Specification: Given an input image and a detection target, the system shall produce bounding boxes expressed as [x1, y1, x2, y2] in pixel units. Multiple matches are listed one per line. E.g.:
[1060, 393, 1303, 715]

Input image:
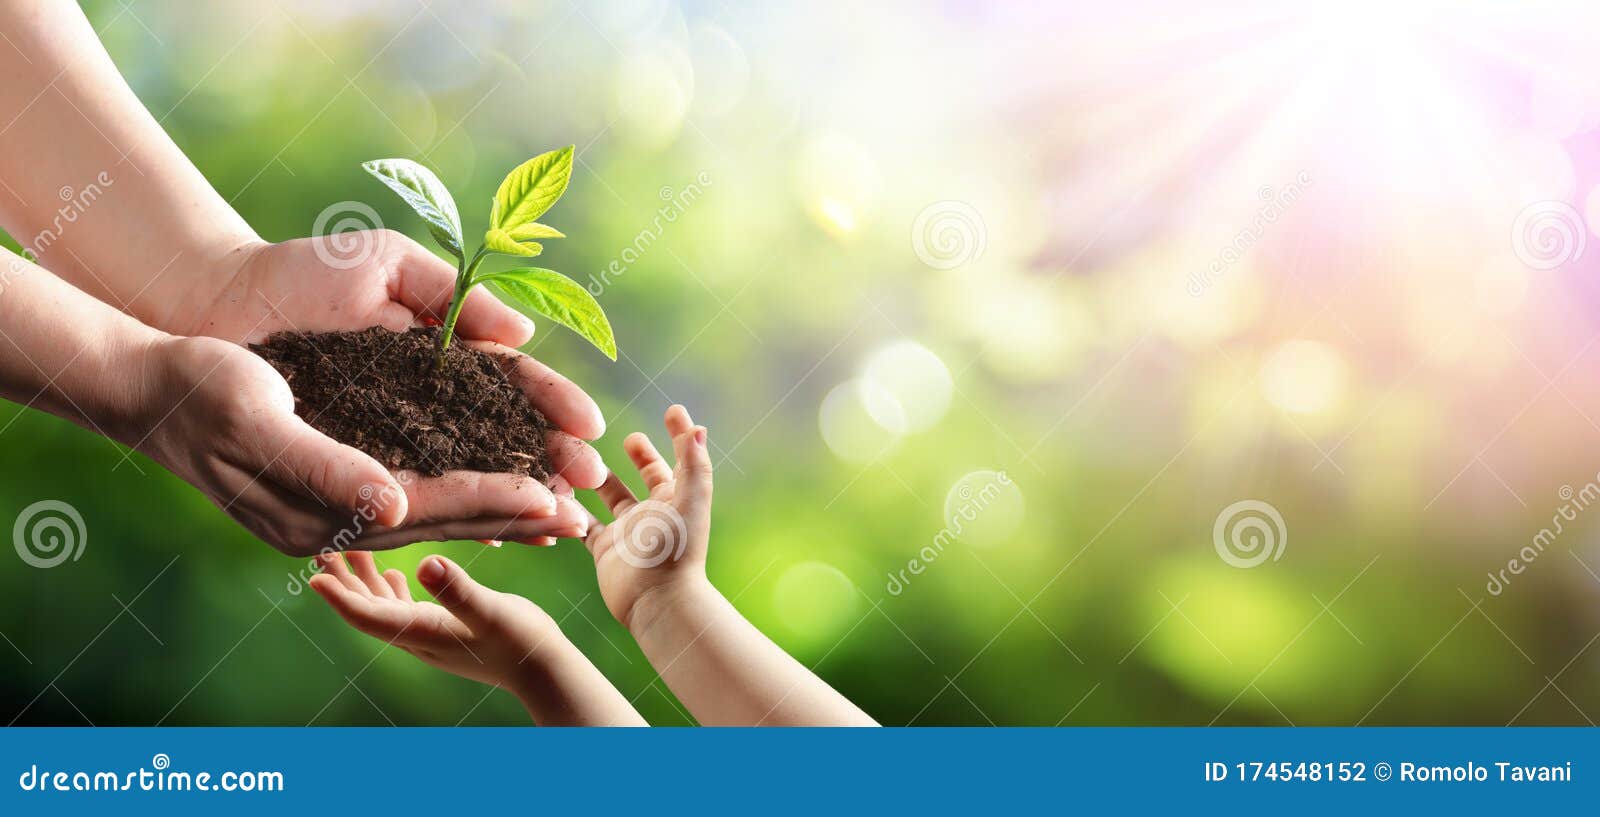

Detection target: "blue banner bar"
[1, 728, 1592, 813]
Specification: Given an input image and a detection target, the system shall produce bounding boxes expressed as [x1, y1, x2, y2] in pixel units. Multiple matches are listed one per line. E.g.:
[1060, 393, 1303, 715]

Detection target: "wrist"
[624, 576, 718, 639]
[503, 629, 583, 706]
[151, 235, 269, 337]
[80, 320, 176, 446]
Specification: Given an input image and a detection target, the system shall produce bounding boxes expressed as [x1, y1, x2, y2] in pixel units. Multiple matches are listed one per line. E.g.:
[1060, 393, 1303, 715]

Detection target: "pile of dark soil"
[251, 327, 551, 481]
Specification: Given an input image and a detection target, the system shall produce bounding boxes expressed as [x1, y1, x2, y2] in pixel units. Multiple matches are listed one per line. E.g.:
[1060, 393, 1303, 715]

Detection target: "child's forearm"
[510, 641, 648, 727]
[628, 580, 877, 726]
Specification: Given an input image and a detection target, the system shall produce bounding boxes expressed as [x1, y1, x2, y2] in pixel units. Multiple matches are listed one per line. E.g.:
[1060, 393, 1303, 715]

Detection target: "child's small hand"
[585, 404, 712, 629]
[308, 551, 560, 690]
[309, 551, 648, 725]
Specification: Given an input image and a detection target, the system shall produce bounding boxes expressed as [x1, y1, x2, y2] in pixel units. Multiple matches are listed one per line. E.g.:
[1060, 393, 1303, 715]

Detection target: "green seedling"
[362, 146, 616, 368]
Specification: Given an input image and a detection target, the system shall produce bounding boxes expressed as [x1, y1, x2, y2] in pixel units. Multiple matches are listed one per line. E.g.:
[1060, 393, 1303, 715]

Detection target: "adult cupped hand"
[132, 230, 607, 555]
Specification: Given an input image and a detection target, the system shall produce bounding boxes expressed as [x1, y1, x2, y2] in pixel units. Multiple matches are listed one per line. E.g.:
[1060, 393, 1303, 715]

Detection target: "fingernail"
[694, 427, 706, 446]
[487, 540, 503, 548]
[418, 556, 446, 583]
[517, 316, 536, 337]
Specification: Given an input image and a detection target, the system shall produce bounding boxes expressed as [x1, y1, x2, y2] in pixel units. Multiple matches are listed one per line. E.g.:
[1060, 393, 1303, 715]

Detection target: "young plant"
[361, 147, 616, 368]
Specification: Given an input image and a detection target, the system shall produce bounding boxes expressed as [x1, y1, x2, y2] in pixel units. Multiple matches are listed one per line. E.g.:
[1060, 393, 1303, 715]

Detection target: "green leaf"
[483, 228, 542, 257]
[507, 222, 565, 240]
[478, 268, 616, 360]
[491, 146, 574, 232]
[361, 158, 464, 260]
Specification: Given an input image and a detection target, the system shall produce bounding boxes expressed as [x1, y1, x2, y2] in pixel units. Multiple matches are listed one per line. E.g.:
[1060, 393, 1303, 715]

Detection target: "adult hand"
[179, 232, 531, 347]
[0, 2, 603, 553]
[133, 333, 593, 555]
[189, 232, 603, 488]
[170, 233, 607, 543]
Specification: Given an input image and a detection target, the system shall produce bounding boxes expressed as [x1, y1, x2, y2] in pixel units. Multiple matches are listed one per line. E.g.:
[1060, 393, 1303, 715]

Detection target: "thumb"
[417, 555, 502, 630]
[671, 424, 713, 507]
[257, 413, 408, 527]
[392, 241, 535, 346]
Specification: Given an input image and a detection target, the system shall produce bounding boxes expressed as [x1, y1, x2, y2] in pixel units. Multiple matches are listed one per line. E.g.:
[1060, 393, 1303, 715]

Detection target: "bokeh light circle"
[773, 561, 857, 641]
[689, 23, 749, 116]
[819, 380, 901, 463]
[1259, 340, 1347, 416]
[943, 470, 1025, 548]
[614, 40, 693, 149]
[860, 340, 952, 433]
[794, 133, 881, 239]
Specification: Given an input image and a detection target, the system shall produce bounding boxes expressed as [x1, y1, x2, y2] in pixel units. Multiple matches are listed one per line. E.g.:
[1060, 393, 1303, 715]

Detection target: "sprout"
[361, 147, 616, 369]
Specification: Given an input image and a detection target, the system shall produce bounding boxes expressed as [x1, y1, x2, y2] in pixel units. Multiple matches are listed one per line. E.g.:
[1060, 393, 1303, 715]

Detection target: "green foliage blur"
[3, 1, 1598, 727]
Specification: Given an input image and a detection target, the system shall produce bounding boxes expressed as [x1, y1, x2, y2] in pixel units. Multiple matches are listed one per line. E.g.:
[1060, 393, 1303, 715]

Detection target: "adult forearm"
[628, 580, 877, 727]
[0, 0, 259, 332]
[0, 248, 168, 444]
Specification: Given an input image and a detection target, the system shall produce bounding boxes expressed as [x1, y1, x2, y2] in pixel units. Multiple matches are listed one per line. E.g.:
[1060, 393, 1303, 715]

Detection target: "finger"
[546, 431, 606, 490]
[390, 240, 534, 346]
[664, 404, 694, 437]
[346, 551, 393, 598]
[416, 555, 503, 631]
[549, 473, 574, 496]
[548, 473, 585, 522]
[551, 493, 591, 538]
[454, 287, 537, 346]
[671, 423, 714, 506]
[308, 574, 459, 648]
[350, 511, 592, 551]
[596, 472, 638, 516]
[625, 432, 673, 492]
[377, 301, 417, 334]
[383, 569, 413, 601]
[465, 341, 605, 440]
[253, 414, 408, 527]
[314, 552, 368, 595]
[308, 574, 393, 634]
[400, 471, 557, 523]
[510, 474, 581, 546]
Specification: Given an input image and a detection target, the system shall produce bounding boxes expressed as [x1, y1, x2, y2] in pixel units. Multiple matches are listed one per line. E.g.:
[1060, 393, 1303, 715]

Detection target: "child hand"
[308, 551, 560, 690]
[584, 405, 713, 629]
[309, 551, 648, 725]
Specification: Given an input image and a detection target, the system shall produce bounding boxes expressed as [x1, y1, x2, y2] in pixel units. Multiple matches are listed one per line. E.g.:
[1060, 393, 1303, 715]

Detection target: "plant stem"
[436, 247, 488, 370]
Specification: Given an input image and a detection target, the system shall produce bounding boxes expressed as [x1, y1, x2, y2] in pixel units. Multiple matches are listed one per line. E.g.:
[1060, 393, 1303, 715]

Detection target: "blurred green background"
[5, 0, 1600, 726]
